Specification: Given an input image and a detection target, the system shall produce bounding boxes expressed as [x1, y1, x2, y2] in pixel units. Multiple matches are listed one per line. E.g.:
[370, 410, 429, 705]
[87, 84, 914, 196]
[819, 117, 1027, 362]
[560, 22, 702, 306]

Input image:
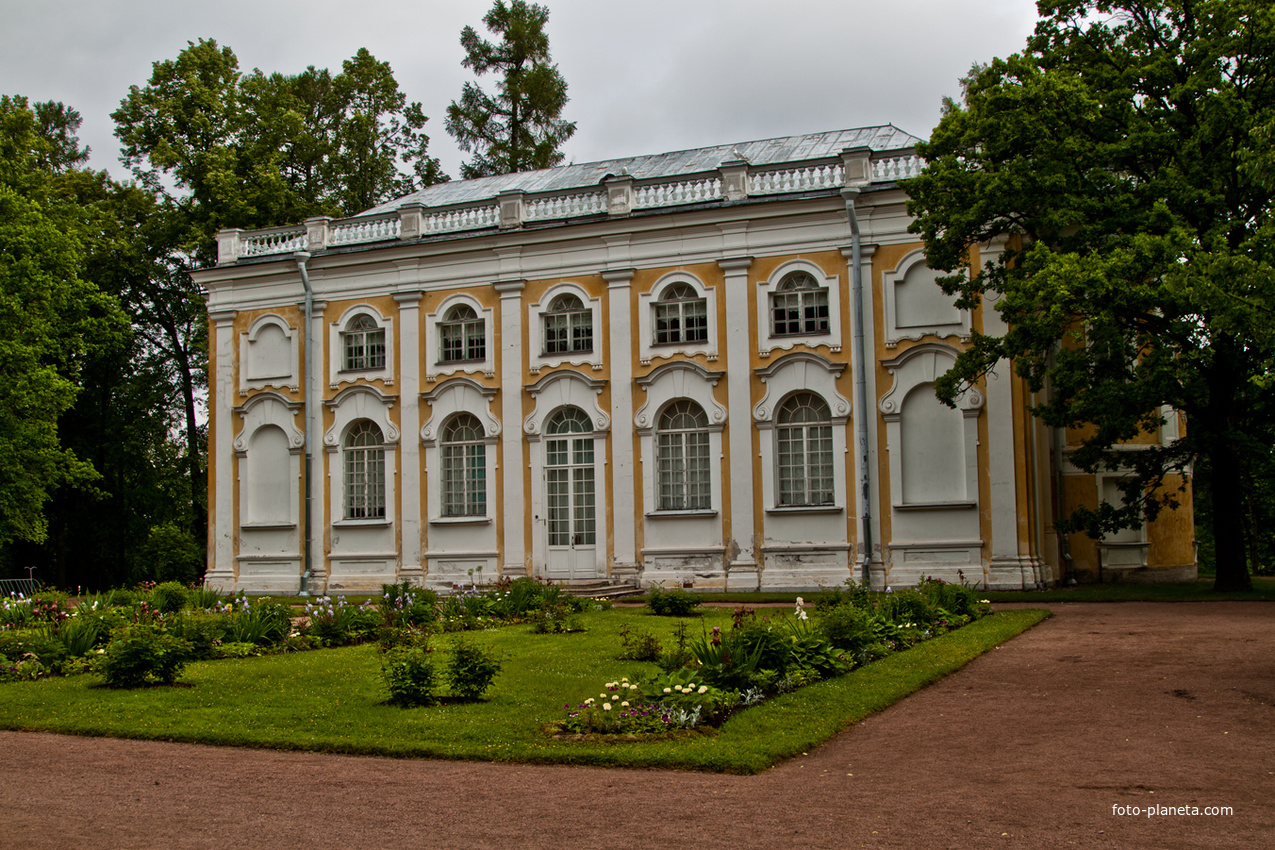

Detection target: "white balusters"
[525, 190, 606, 221]
[632, 176, 722, 209]
[421, 204, 500, 234]
[329, 215, 401, 246]
[872, 154, 923, 181]
[241, 228, 306, 257]
[752, 163, 845, 195]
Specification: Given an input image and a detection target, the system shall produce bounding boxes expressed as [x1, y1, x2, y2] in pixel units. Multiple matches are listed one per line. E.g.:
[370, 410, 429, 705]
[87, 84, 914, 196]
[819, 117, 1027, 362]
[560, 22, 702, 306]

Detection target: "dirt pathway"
[1, 602, 1271, 849]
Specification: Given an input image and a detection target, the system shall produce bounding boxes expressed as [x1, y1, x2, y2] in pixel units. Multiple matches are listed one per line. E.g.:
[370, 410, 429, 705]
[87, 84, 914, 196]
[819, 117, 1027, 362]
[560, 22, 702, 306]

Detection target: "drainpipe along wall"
[842, 188, 875, 587]
[295, 252, 315, 596]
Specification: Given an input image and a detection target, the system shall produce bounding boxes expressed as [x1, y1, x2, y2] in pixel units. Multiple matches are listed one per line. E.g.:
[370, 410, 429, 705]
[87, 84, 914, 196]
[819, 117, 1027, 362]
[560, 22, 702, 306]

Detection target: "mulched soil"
[1, 601, 1271, 849]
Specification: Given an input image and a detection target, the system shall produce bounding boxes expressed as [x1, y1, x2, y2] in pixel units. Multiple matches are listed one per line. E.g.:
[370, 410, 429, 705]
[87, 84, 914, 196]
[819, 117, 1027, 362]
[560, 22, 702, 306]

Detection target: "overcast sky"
[1, 0, 1042, 183]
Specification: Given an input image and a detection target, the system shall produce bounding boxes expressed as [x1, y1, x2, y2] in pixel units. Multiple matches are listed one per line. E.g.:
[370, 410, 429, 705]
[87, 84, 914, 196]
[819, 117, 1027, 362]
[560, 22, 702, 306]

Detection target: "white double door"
[544, 428, 598, 580]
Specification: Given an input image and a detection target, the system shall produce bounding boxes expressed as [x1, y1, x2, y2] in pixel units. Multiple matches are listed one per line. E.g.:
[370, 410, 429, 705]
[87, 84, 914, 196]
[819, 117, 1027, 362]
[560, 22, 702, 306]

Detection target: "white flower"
[796, 597, 804, 606]
[584, 698, 594, 704]
[663, 687, 672, 694]
[621, 701, 629, 708]
[629, 684, 639, 690]
[600, 693, 608, 699]
[697, 685, 708, 694]
[602, 703, 612, 711]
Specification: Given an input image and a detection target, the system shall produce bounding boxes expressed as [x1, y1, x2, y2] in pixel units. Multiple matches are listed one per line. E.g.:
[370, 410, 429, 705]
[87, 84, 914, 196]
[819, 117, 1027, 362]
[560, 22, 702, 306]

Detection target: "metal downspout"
[842, 189, 875, 587]
[295, 253, 315, 597]
[1046, 351, 1076, 586]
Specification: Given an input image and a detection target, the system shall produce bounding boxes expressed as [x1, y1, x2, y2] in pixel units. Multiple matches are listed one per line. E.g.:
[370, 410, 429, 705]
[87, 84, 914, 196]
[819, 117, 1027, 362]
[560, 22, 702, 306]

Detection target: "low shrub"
[816, 603, 877, 655]
[381, 646, 438, 706]
[645, 586, 702, 617]
[446, 638, 502, 700]
[530, 601, 582, 634]
[95, 623, 192, 687]
[617, 624, 662, 661]
[379, 583, 439, 628]
[166, 612, 226, 660]
[303, 596, 379, 646]
[151, 582, 189, 614]
[187, 584, 224, 611]
[223, 595, 293, 646]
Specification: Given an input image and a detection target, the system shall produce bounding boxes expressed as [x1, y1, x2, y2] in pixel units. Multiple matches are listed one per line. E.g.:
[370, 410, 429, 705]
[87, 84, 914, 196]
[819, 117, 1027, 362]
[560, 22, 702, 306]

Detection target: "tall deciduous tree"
[905, 0, 1275, 591]
[446, 0, 576, 178]
[110, 40, 447, 571]
[0, 96, 128, 553]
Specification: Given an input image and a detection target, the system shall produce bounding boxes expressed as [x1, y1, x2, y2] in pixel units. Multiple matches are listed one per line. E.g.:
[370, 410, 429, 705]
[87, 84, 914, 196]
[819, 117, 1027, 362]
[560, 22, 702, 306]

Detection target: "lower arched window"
[441, 413, 486, 517]
[344, 420, 386, 519]
[656, 400, 711, 510]
[776, 393, 834, 506]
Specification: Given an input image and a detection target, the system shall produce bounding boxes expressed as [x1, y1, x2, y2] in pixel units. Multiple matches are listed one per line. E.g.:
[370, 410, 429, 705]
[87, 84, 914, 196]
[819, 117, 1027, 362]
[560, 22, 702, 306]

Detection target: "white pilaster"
[603, 268, 638, 578]
[718, 257, 757, 588]
[980, 237, 1034, 589]
[496, 280, 527, 576]
[395, 292, 423, 585]
[306, 300, 328, 593]
[207, 310, 237, 589]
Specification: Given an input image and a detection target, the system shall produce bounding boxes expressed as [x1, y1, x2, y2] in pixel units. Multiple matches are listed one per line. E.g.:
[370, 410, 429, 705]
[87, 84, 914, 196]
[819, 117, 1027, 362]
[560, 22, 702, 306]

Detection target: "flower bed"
[550, 578, 992, 737]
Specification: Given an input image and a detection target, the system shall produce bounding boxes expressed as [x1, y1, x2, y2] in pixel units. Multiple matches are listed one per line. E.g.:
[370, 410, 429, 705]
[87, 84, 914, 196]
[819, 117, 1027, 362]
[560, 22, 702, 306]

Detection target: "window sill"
[893, 501, 977, 511]
[769, 331, 831, 339]
[644, 509, 717, 519]
[240, 522, 297, 530]
[334, 517, 391, 528]
[437, 358, 486, 366]
[765, 504, 842, 515]
[429, 515, 492, 526]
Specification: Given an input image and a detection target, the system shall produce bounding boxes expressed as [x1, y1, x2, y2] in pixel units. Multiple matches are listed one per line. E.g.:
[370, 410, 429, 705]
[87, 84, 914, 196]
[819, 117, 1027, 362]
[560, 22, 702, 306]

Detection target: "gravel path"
[1, 601, 1271, 849]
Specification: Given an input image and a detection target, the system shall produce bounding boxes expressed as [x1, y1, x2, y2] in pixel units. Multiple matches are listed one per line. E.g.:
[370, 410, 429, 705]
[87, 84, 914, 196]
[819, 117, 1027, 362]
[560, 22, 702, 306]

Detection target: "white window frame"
[239, 314, 299, 393]
[232, 391, 304, 529]
[324, 385, 399, 527]
[421, 377, 500, 525]
[425, 293, 495, 381]
[328, 305, 394, 388]
[753, 352, 850, 513]
[343, 420, 388, 521]
[774, 393, 836, 507]
[527, 282, 603, 374]
[634, 361, 726, 518]
[757, 261, 841, 357]
[638, 272, 718, 366]
[882, 249, 970, 347]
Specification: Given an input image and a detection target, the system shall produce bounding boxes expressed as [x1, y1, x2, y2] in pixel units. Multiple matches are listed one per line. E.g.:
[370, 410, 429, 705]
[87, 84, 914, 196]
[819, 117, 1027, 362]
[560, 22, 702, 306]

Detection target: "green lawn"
[0, 607, 1048, 773]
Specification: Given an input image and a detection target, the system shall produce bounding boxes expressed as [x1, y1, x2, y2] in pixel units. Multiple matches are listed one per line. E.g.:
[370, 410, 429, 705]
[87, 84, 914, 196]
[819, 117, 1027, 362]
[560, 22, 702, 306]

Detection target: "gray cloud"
[1, 0, 1039, 182]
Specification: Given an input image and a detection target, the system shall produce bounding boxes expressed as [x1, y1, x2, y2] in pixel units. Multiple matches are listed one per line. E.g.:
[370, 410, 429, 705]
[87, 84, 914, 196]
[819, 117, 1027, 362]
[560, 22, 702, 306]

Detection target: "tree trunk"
[1210, 431, 1253, 592]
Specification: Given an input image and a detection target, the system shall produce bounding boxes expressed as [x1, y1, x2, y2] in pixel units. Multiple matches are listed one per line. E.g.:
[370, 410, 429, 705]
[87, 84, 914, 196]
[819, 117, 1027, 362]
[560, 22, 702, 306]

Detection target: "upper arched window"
[439, 304, 486, 363]
[342, 314, 386, 371]
[654, 282, 708, 345]
[775, 393, 834, 506]
[543, 293, 593, 355]
[771, 272, 829, 337]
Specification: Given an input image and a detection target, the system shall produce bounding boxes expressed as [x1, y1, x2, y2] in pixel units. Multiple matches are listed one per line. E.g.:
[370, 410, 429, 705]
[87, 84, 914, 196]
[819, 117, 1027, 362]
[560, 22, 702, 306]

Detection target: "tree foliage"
[0, 96, 128, 551]
[905, 0, 1275, 591]
[446, 0, 576, 178]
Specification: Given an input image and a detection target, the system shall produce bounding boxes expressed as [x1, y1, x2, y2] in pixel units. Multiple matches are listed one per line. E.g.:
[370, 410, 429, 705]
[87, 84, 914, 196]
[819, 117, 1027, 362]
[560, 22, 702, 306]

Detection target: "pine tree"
[445, 0, 576, 179]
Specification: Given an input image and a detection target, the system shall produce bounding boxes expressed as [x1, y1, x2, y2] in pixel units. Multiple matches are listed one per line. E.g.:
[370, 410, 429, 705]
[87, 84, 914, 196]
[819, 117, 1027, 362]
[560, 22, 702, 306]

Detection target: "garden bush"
[151, 582, 189, 614]
[816, 603, 876, 654]
[223, 595, 293, 646]
[379, 583, 439, 628]
[166, 612, 227, 660]
[95, 623, 192, 687]
[617, 624, 662, 661]
[303, 596, 379, 646]
[381, 646, 438, 706]
[645, 586, 702, 617]
[446, 638, 502, 700]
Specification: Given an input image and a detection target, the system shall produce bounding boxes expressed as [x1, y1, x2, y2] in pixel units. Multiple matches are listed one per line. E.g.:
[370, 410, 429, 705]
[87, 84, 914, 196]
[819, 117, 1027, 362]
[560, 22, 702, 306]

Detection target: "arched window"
[441, 413, 486, 517]
[342, 314, 386, 371]
[654, 282, 708, 345]
[656, 400, 711, 510]
[776, 393, 834, 506]
[343, 420, 386, 519]
[543, 293, 593, 354]
[771, 271, 829, 337]
[439, 304, 485, 363]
